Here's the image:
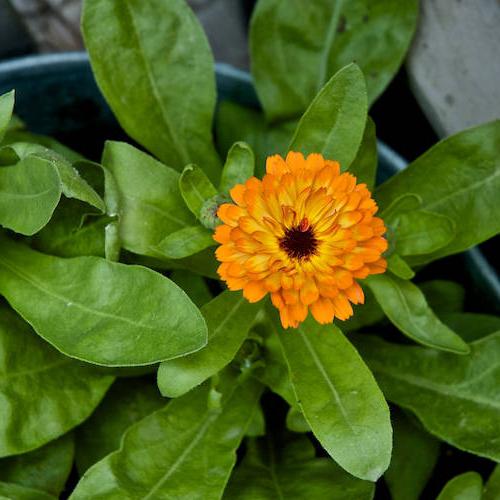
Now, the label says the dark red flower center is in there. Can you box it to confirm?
[279,218,318,260]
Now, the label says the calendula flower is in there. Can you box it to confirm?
[214,152,387,329]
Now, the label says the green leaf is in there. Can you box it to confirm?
[255,325,296,406]
[225,436,374,499]
[436,472,483,500]
[366,274,470,354]
[348,116,377,188]
[385,410,440,500]
[380,193,422,221]
[355,333,500,462]
[286,406,310,433]
[272,315,392,481]
[394,210,456,257]
[250,0,418,121]
[440,313,500,343]
[0,306,113,457]
[0,91,15,142]
[158,291,260,397]
[387,254,415,280]
[154,225,215,259]
[82,0,221,181]
[32,199,108,258]
[7,143,105,213]
[219,142,255,193]
[75,378,165,474]
[419,280,465,314]
[0,434,74,496]
[3,129,84,163]
[71,369,262,499]
[376,121,500,263]
[289,64,367,169]
[484,465,500,500]
[0,237,207,367]
[0,481,55,500]
[170,270,212,307]
[0,155,61,235]
[179,164,218,218]
[102,141,194,257]
[216,101,296,178]
[246,405,266,438]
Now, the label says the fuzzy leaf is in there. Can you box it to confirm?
[0,237,207,366]
[289,64,367,169]
[82,0,221,181]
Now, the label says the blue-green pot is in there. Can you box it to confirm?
[0,52,498,311]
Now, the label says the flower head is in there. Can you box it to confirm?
[214,152,387,329]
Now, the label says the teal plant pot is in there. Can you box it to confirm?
[0,52,498,311]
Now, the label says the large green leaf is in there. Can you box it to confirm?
[82,0,221,181]
[0,481,55,500]
[0,237,207,366]
[70,370,262,499]
[419,280,465,314]
[179,164,218,218]
[31,198,109,259]
[436,472,483,500]
[250,0,418,121]
[366,274,469,354]
[158,291,260,397]
[0,155,61,235]
[102,141,194,257]
[355,333,500,461]
[0,306,113,457]
[376,121,500,263]
[0,434,74,496]
[394,210,456,257]
[6,143,105,213]
[255,324,296,406]
[215,101,296,178]
[170,270,212,307]
[0,91,15,142]
[272,315,392,481]
[154,225,215,259]
[3,129,84,163]
[384,410,440,500]
[225,435,374,499]
[289,63,367,169]
[75,378,165,474]
[219,142,255,193]
[440,313,500,343]
[484,466,500,500]
[348,116,377,188]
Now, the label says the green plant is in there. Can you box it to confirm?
[0,0,499,498]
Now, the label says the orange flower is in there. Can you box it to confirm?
[214,152,387,329]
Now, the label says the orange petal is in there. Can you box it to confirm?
[332,269,354,290]
[305,153,325,173]
[289,302,308,323]
[344,282,364,304]
[229,184,246,206]
[286,151,306,172]
[311,298,335,324]
[266,155,287,176]
[337,211,363,228]
[218,204,245,225]
[333,294,353,320]
[213,224,232,244]
[215,245,238,262]
[264,273,282,292]
[243,281,268,303]
[299,278,319,305]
